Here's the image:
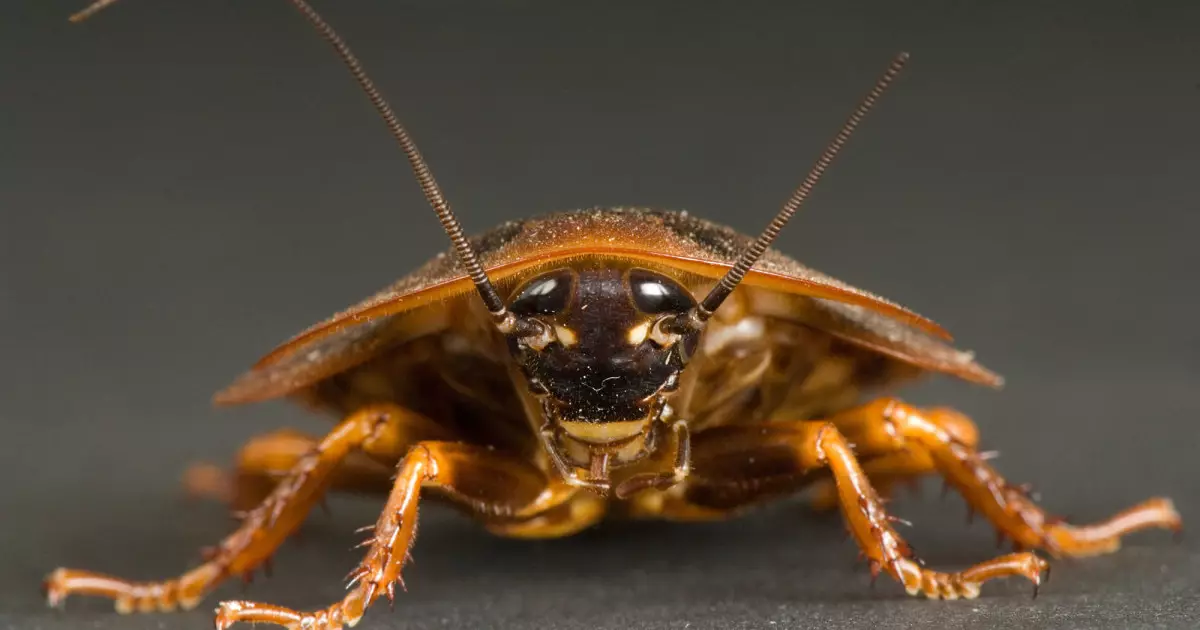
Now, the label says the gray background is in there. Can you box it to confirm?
[2,1,1198,629]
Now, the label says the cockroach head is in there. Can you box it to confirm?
[501,266,701,436]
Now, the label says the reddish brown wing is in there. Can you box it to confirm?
[214,207,1000,406]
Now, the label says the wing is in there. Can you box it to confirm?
[214,207,1000,406]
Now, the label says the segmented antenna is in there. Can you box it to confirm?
[697,52,911,319]
[69,0,509,316]
[68,0,117,22]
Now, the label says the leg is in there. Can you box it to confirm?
[44,403,440,614]
[677,420,1050,599]
[807,406,980,511]
[823,398,1181,557]
[484,488,607,539]
[183,428,418,512]
[212,441,600,629]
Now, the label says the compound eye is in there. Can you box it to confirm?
[510,269,573,316]
[629,269,695,314]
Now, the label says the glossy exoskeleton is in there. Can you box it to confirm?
[45,1,1183,628]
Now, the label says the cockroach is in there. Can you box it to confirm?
[45,1,1183,628]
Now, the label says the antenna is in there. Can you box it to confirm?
[69,0,509,316]
[697,52,911,319]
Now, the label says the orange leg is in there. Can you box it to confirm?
[43,404,437,614]
[184,423,449,512]
[681,420,1050,599]
[807,405,980,512]
[824,398,1182,558]
[211,441,592,630]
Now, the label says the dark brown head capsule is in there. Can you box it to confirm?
[504,266,701,476]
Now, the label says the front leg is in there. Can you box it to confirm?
[213,441,595,630]
[43,403,434,614]
[679,421,1051,599]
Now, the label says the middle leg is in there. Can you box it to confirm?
[818,398,1182,557]
[183,428,399,512]
[806,404,980,512]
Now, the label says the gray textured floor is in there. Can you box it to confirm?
[3,1,1198,629]
[2,491,1197,630]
